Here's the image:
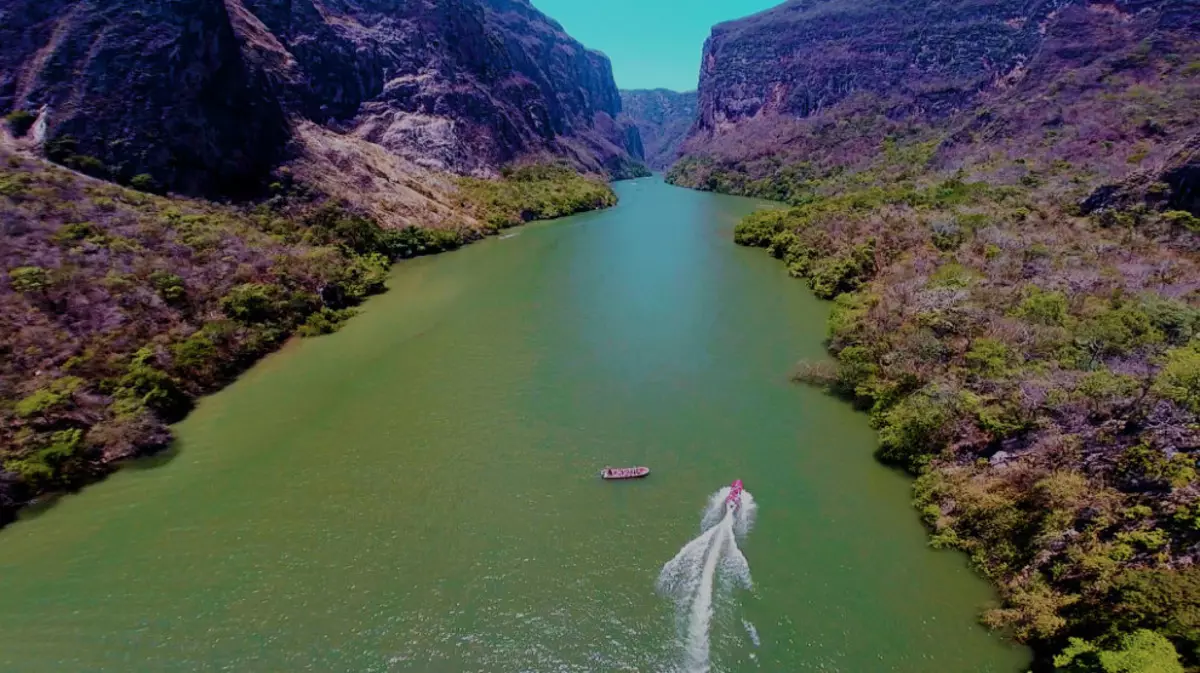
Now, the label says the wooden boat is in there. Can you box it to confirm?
[600,466,650,480]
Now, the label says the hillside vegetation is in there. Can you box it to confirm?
[0,150,615,523]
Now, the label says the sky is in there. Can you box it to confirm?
[530,0,782,92]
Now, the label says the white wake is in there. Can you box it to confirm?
[657,486,756,673]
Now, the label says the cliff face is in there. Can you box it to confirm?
[676,0,1199,190]
[0,0,290,197]
[0,0,646,196]
[619,89,697,170]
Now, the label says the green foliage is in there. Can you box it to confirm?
[1140,296,1200,345]
[1106,568,1200,657]
[297,307,358,337]
[4,109,36,137]
[1014,286,1070,326]
[1054,629,1183,673]
[3,429,87,490]
[170,333,218,379]
[1116,443,1196,489]
[459,163,617,231]
[874,386,957,471]
[1075,303,1163,363]
[733,210,786,247]
[8,266,50,294]
[1161,210,1200,232]
[129,173,159,194]
[382,226,464,259]
[807,242,875,299]
[303,204,390,257]
[1153,343,1200,412]
[14,377,85,418]
[220,283,289,324]
[149,271,186,304]
[116,348,190,421]
[335,253,390,300]
[964,338,1020,377]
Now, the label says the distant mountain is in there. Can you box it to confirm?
[671,0,1198,200]
[0,0,647,202]
[619,89,698,170]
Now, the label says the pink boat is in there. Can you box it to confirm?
[726,479,744,507]
[600,466,650,480]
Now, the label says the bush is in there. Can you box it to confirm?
[129,173,159,193]
[149,271,186,304]
[807,242,875,299]
[1014,286,1070,326]
[220,283,288,324]
[116,352,191,421]
[14,377,85,419]
[4,109,36,137]
[964,338,1020,377]
[1053,629,1183,673]
[297,307,358,337]
[8,266,50,294]
[733,211,786,247]
[875,387,958,471]
[1153,344,1200,412]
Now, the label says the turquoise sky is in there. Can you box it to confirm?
[530,0,782,92]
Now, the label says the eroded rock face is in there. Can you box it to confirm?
[0,0,290,197]
[619,89,697,170]
[678,0,1198,182]
[0,0,645,195]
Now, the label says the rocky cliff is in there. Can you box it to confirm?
[0,0,646,198]
[673,0,1199,195]
[619,89,697,170]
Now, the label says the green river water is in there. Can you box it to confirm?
[0,178,1028,672]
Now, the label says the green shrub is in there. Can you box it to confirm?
[1075,304,1163,363]
[170,333,218,380]
[1140,295,1200,345]
[1053,629,1183,673]
[116,352,191,421]
[733,211,785,247]
[1153,344,1200,412]
[297,307,358,337]
[4,109,36,137]
[8,266,50,294]
[1014,286,1070,326]
[129,173,159,193]
[14,377,85,418]
[1161,211,1200,232]
[964,338,1020,377]
[3,429,86,490]
[875,387,958,472]
[149,271,186,304]
[807,242,875,299]
[220,283,288,324]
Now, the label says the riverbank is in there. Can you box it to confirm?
[0,150,618,524]
[702,160,1199,669]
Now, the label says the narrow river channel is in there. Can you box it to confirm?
[0,178,1028,672]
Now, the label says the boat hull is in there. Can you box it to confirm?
[600,467,650,480]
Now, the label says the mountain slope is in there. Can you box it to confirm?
[671,0,1198,196]
[0,0,647,199]
[619,89,697,170]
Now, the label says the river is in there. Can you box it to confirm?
[0,177,1028,672]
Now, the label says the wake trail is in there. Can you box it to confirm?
[658,487,756,673]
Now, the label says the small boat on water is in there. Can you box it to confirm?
[601,466,650,480]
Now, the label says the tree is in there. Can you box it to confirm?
[1054,630,1184,673]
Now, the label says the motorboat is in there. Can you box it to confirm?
[600,466,650,480]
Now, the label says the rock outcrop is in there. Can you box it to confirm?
[619,89,697,170]
[0,0,646,197]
